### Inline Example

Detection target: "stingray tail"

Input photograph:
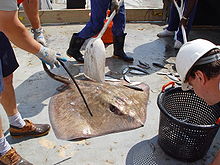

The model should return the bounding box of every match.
[42,62,71,85]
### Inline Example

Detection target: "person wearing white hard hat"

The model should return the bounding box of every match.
[176,39,220,165]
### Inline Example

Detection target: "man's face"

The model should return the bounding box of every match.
[188,71,220,105]
[188,75,206,101]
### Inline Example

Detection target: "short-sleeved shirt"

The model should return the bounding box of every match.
[0,0,18,11]
[0,32,19,92]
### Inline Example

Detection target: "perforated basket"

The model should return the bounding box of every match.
[157,82,220,162]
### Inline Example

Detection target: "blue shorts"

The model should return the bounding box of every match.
[0,32,19,93]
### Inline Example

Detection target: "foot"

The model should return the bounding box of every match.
[32,28,47,47]
[174,40,183,49]
[66,33,85,63]
[114,54,134,63]
[0,148,33,165]
[9,120,50,138]
[157,29,175,38]
[66,49,84,63]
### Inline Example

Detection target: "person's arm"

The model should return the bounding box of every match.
[0,10,40,54]
[210,150,220,165]
[180,0,198,27]
[183,0,198,18]
[22,0,41,29]
[0,10,67,68]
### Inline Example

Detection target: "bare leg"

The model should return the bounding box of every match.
[1,74,18,117]
[22,0,41,29]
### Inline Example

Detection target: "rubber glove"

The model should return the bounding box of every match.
[35,45,67,69]
[111,0,120,14]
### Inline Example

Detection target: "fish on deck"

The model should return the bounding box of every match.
[43,63,150,140]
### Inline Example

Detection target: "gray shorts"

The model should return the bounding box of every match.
[0,0,18,11]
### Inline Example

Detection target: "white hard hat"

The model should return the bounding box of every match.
[176,39,220,91]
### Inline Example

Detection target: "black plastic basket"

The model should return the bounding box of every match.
[157,82,220,162]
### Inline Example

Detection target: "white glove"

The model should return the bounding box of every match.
[35,45,67,69]
[111,0,120,13]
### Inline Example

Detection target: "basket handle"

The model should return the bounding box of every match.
[162,81,175,92]
[215,118,220,125]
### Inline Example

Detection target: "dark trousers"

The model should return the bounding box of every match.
[78,0,126,39]
[167,0,198,43]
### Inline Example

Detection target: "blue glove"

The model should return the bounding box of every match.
[35,46,67,69]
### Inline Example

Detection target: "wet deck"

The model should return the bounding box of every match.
[1,22,220,165]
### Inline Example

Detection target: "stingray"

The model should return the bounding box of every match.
[43,63,150,140]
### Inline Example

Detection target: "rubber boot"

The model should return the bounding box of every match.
[67,33,85,63]
[113,33,134,62]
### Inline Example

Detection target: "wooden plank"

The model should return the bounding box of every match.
[18,8,164,25]
[126,9,163,22]
[162,0,171,22]
[192,25,220,29]
[19,9,91,25]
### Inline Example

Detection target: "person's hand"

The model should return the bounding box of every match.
[111,0,120,14]
[180,16,188,28]
[35,46,67,69]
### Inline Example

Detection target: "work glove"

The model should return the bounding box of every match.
[111,0,120,14]
[35,45,67,69]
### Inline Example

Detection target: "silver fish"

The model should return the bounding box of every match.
[128,66,149,74]
[166,74,180,82]
[122,67,130,75]
[105,76,121,82]
[123,75,131,83]
[138,61,150,69]
[137,64,150,70]
[129,82,142,86]
[156,71,171,75]
[129,70,147,75]
[152,63,168,69]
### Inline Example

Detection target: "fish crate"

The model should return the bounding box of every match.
[157,83,220,162]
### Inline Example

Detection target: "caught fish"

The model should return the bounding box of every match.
[123,75,131,83]
[137,64,149,70]
[128,66,149,74]
[129,70,147,75]
[123,85,143,91]
[152,63,168,69]
[173,73,180,77]
[175,81,182,86]
[122,67,130,75]
[43,63,150,140]
[105,76,121,82]
[166,74,180,82]
[129,82,142,86]
[138,61,150,69]
[156,71,170,75]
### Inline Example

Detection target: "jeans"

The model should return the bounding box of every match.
[167,0,198,43]
[78,0,126,39]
